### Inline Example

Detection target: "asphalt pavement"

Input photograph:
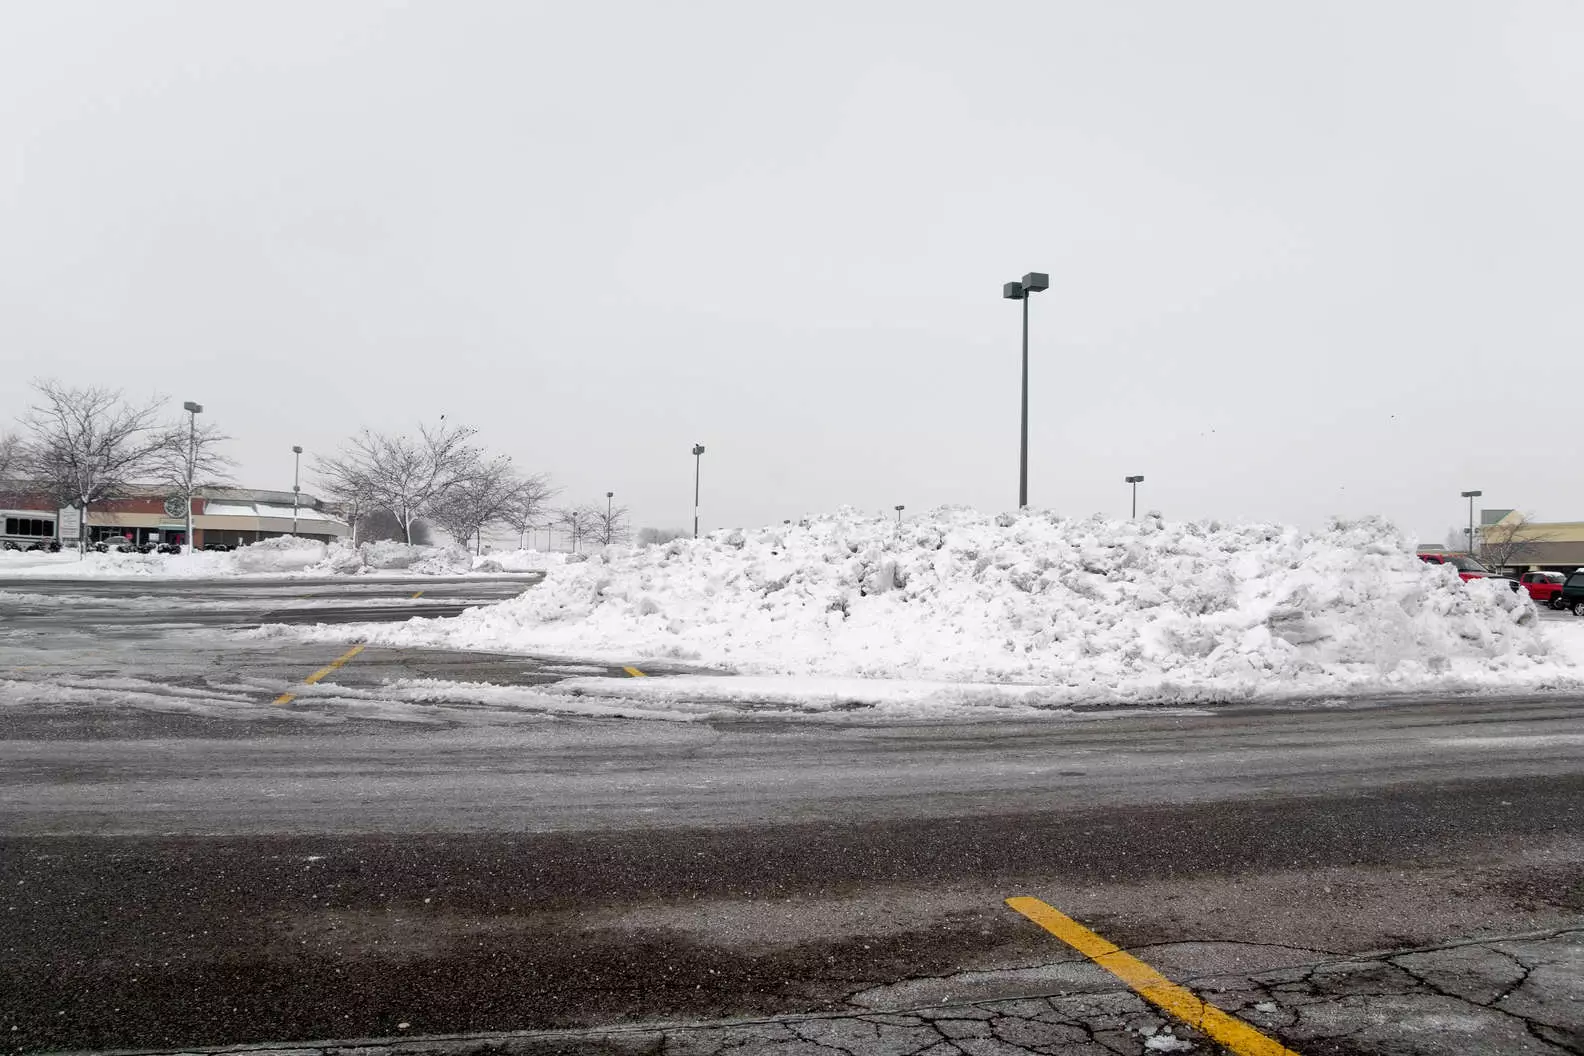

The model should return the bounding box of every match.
[1,577,1581,1056]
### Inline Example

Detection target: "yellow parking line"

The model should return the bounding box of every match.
[1006,897,1300,1056]
[411,590,424,599]
[623,665,646,677]
[273,644,368,706]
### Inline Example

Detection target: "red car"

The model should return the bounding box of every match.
[1417,552,1494,581]
[1518,571,1567,609]
[1417,552,1524,593]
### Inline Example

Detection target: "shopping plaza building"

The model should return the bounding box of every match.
[0,484,349,548]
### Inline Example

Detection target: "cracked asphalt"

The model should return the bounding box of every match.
[2,579,1582,1055]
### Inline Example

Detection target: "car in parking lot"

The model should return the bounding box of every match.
[1561,571,1584,616]
[1518,571,1567,608]
[1416,552,1523,592]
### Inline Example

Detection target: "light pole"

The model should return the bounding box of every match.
[1003,271,1049,509]
[894,504,904,525]
[181,401,202,552]
[291,446,303,535]
[692,443,705,538]
[1125,475,1145,518]
[605,491,614,545]
[1461,489,1482,558]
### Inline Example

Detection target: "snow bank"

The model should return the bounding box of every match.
[473,549,569,573]
[348,509,1582,703]
[0,538,509,578]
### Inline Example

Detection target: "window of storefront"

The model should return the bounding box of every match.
[4,517,55,537]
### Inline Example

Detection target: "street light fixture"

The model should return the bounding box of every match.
[692,444,706,538]
[1460,489,1482,558]
[894,504,904,525]
[292,446,304,536]
[1003,271,1049,509]
[181,401,202,552]
[606,491,615,545]
[1124,475,1145,518]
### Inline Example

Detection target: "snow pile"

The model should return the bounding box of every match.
[350,509,1580,702]
[233,536,332,573]
[473,549,569,573]
[0,538,521,578]
[359,539,474,575]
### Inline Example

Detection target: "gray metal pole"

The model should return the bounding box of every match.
[1131,482,1137,519]
[693,454,701,538]
[185,408,196,551]
[292,447,302,535]
[1468,495,1474,558]
[1019,293,1029,509]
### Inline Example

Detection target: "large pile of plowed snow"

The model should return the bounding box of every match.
[351,509,1576,701]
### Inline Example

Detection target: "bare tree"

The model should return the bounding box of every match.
[1478,514,1540,574]
[0,432,23,481]
[554,505,603,553]
[317,420,483,544]
[430,456,525,554]
[637,527,689,546]
[20,381,165,552]
[592,501,632,547]
[148,418,235,548]
[500,473,558,550]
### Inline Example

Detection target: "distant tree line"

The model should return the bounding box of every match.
[1,379,234,552]
[4,378,649,555]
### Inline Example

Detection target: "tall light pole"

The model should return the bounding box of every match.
[605,490,614,545]
[894,504,904,525]
[1003,271,1049,509]
[1125,475,1145,518]
[1461,489,1482,558]
[181,401,202,552]
[291,446,304,536]
[692,443,705,538]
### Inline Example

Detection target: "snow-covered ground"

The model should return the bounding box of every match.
[0,538,562,578]
[323,509,1584,710]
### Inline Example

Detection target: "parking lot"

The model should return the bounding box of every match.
[1,576,1582,1056]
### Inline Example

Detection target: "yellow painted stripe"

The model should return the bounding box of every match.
[410,590,424,599]
[622,665,646,677]
[1006,898,1301,1056]
[273,644,368,706]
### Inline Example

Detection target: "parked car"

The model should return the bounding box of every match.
[1562,571,1584,616]
[1416,553,1523,592]
[1517,571,1567,609]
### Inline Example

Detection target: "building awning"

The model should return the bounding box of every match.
[1516,541,1584,567]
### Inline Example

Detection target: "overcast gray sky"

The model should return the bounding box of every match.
[2,1,1579,543]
